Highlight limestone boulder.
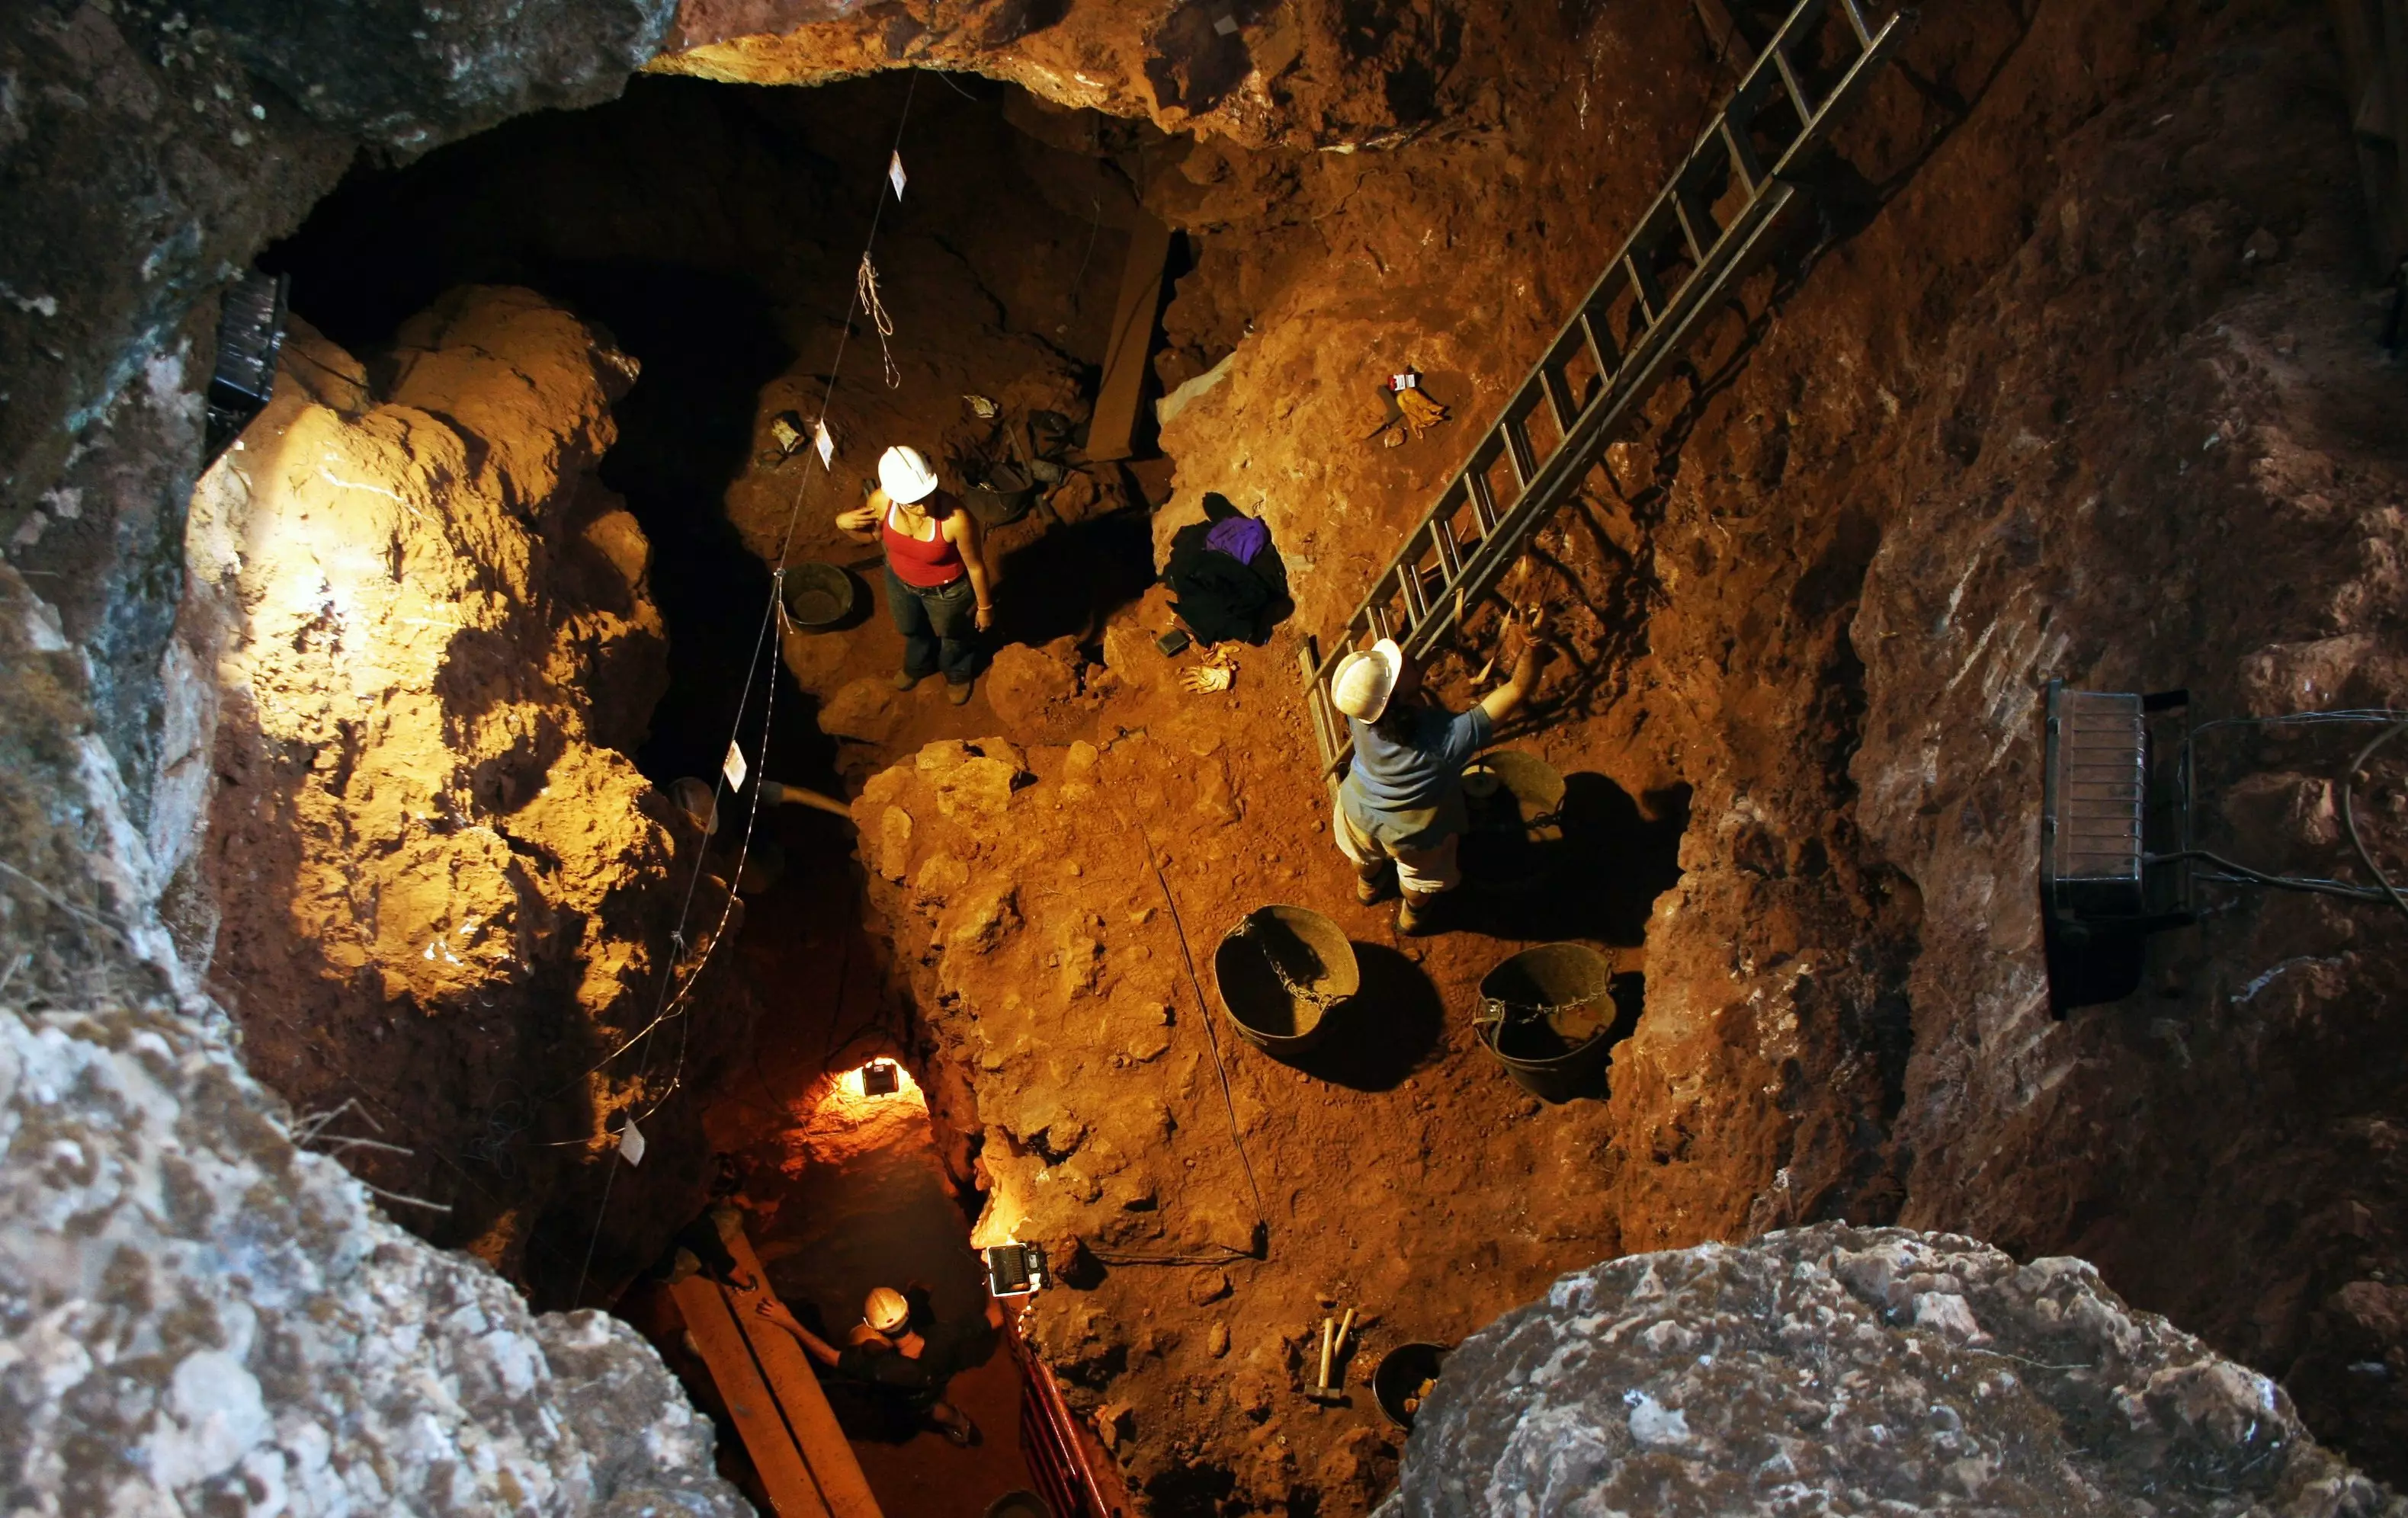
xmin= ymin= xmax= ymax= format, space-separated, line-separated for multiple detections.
xmin=1383 ymin=1225 xmax=2405 ymax=1518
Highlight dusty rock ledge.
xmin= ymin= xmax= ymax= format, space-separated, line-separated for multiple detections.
xmin=1381 ymin=1225 xmax=2406 ymax=1518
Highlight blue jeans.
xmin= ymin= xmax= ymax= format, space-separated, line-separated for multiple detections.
xmin=886 ymin=566 xmax=978 ymax=685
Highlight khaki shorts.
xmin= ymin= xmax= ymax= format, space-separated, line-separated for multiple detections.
xmin=1333 ymin=797 xmax=1462 ymax=895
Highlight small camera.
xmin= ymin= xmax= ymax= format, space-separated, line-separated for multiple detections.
xmin=983 ymin=1242 xmax=1048 ymax=1298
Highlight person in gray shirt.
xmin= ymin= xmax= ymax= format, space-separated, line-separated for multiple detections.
xmin=1328 ymin=613 xmax=1550 ymax=933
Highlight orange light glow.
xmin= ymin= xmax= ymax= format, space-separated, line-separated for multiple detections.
xmin=969 ymin=1180 xmax=1028 ymax=1251
xmin=813 ymin=1057 xmax=928 ymax=1125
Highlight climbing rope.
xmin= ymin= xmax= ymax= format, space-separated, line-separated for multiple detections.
xmin=569 ymin=75 xmax=923 ymax=1305
xmin=858 ymin=253 xmax=901 ymax=389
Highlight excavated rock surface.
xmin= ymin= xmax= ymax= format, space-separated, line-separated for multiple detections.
xmin=0 ymin=545 xmax=742 ymax=1510
xmin=0 ymin=992 xmax=746 ymax=1516
xmin=187 ymin=287 xmax=744 ymax=1294
xmin=654 ymin=0 xmax=1483 ymax=151
xmin=832 ymin=0 xmax=2408 ymax=1509
xmin=1855 ymin=21 xmax=2408 ymax=1478
xmin=1382 ymin=1225 xmax=2404 ymax=1518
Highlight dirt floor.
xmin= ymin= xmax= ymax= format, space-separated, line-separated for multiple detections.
xmin=188 ymin=1 xmax=2408 ymax=1511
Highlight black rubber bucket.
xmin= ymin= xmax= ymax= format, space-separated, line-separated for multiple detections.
xmin=781 ymin=561 xmax=858 ymax=629
xmin=1473 ymin=943 xmax=1630 ymax=1103
xmin=1213 ymin=905 xmax=1357 ymax=1058
xmin=1461 ymin=750 xmax=1566 ymax=891
xmin=1374 ymin=1342 xmax=1451 ymax=1431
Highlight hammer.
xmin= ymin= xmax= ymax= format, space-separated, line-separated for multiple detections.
xmin=1308 ymin=1307 xmax=1358 ymax=1404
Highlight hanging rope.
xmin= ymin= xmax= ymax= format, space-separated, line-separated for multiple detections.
xmin=858 ymin=253 xmax=901 ymax=389
xmin=569 ymin=75 xmax=922 ymax=1305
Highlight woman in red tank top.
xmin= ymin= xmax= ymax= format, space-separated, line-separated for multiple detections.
xmin=836 ymin=445 xmax=996 ymax=703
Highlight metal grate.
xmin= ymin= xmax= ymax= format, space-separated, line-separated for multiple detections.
xmin=204 ymin=271 xmax=288 ymax=464
xmin=1299 ymin=0 xmax=1909 ymax=776
xmin=2044 ymin=688 xmax=2148 ymax=919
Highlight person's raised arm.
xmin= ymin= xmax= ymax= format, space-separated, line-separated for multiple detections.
xmin=753 ymin=1299 xmax=843 ymax=1368
xmin=1477 ymin=610 xmax=1551 ymax=726
xmin=834 ymin=487 xmax=886 ymax=543
xmin=949 ymin=511 xmax=996 ymax=631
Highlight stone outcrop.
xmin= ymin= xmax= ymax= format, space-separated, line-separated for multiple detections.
xmin=186 ymin=287 xmax=745 ymax=1291
xmin=1 ymin=515 xmax=742 ymax=1512
xmin=1381 ymin=1225 xmax=2405 ymax=1517
xmin=0 ymin=990 xmax=746 ymax=1516
xmin=653 ymin=0 xmax=1483 ymax=151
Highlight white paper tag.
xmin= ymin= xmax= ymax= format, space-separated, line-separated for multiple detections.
xmin=887 ymin=151 xmax=908 ymax=200
xmin=618 ymin=1118 xmax=647 ymax=1167
xmin=813 ymin=418 xmax=835 ymax=468
xmin=723 ymin=740 xmax=748 ymax=791
xmin=1390 ymin=371 xmax=1419 ymax=391
xmin=1213 ymin=10 xmax=1239 ymax=34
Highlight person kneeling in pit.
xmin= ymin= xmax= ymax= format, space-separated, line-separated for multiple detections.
xmin=755 ymin=1284 xmax=1002 ymax=1446
xmin=1329 ymin=612 xmax=1550 ymax=934
xmin=835 ymin=444 xmax=996 ymax=706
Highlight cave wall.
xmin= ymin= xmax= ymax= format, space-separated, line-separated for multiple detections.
xmin=1855 ymin=22 xmax=2408 ymax=1472
xmin=798 ymin=0 xmax=2408 ymax=1508
xmin=185 ymin=285 xmax=756 ymax=1292
xmin=4 ymin=0 xmax=2406 ymax=1512
xmin=0 ymin=2 xmax=747 ymax=1510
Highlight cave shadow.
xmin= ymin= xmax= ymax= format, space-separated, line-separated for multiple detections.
xmin=527 ymin=258 xmax=831 ymax=790
xmin=1443 ymin=773 xmax=1691 ymax=946
xmin=1286 ymin=942 xmax=1448 ymax=1092
xmin=992 ymin=504 xmax=1159 ymax=651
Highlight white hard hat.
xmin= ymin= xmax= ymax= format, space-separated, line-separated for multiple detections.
xmin=1330 ymin=639 xmax=1405 ymax=722
xmin=877 ymin=445 xmax=940 ymax=504
xmin=864 ymin=1286 xmax=911 ymax=1333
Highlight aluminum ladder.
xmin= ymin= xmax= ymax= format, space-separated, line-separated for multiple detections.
xmin=1299 ymin=0 xmax=1910 ymax=776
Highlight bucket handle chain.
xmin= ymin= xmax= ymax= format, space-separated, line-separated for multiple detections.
xmin=1236 ymin=918 xmax=1349 ymax=1013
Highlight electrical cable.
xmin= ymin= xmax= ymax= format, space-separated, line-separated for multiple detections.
xmin=2340 ymin=714 xmax=2408 ymax=924
xmin=1105 ymin=778 xmax=1269 ymax=1262
xmin=2146 ymin=849 xmax=2394 ymax=905
xmin=2170 ymin=708 xmax=2408 ymax=924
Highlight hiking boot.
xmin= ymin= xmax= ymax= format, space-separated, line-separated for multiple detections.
xmin=891 ymin=669 xmax=925 ymax=691
xmin=1396 ymin=892 xmax=1437 ymax=936
xmin=1354 ymin=867 xmax=1393 ymax=906
xmin=946 ymin=678 xmax=975 ymax=706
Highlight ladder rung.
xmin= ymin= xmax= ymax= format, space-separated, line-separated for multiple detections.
xmin=1629 ymin=252 xmax=1668 ymax=325
xmin=1673 ymin=194 xmax=1711 ymax=263
xmin=1720 ymin=114 xmax=1762 ymax=194
xmin=1544 ymin=366 xmax=1576 ymax=434
xmin=1578 ymin=310 xmax=1618 ymax=386
xmin=1432 ymin=517 xmax=1464 ymax=578
xmin=1773 ymin=48 xmax=1814 ymax=122
xmin=1396 ymin=558 xmax=1428 ymax=625
xmin=1503 ymin=417 xmax=1537 ymax=488
xmin=1836 ymin=0 xmax=1874 ymax=50
xmin=1466 ymin=469 xmax=1499 ymax=533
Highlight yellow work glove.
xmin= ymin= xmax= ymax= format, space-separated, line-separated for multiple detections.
xmin=1396 ymin=386 xmax=1449 ymax=437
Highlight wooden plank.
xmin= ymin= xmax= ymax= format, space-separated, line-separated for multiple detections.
xmin=719 ymin=1229 xmax=885 ymax=1518
xmin=1086 ymin=210 xmax=1175 ymax=462
xmin=669 ymin=1273 xmax=833 ymax=1518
